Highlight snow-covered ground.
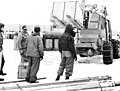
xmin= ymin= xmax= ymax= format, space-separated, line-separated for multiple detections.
xmin=2 ymin=39 xmax=120 ymax=83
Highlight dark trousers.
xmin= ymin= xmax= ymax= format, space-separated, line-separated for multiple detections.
xmin=26 ymin=57 xmax=40 ymax=82
xmin=57 ymin=56 xmax=74 ymax=77
xmin=0 ymin=54 xmax=5 ymax=73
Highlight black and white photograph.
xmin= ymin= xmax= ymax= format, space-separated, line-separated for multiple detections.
xmin=0 ymin=0 xmax=120 ymax=91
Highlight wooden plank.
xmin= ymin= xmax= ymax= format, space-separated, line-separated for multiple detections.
xmin=0 ymin=76 xmax=112 ymax=91
xmin=0 ymin=77 xmax=46 ymax=84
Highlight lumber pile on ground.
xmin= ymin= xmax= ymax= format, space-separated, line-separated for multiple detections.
xmin=0 ymin=75 xmax=120 ymax=91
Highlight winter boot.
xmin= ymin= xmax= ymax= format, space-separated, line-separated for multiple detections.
xmin=65 ymin=76 xmax=70 ymax=80
xmin=55 ymin=75 xmax=60 ymax=81
xmin=0 ymin=78 xmax=4 ymax=81
xmin=0 ymin=71 xmax=6 ymax=76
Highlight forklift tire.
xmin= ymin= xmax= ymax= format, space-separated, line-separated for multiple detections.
xmin=111 ymin=39 xmax=120 ymax=59
xmin=103 ymin=41 xmax=113 ymax=65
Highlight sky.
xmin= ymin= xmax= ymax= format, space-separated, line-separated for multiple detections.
xmin=0 ymin=0 xmax=119 ymax=32
xmin=0 ymin=0 xmax=52 ymax=25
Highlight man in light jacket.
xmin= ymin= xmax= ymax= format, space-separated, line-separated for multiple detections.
xmin=25 ymin=26 xmax=44 ymax=83
xmin=17 ymin=25 xmax=29 ymax=62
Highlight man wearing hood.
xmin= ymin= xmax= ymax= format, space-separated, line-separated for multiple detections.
xmin=56 ymin=24 xmax=77 ymax=81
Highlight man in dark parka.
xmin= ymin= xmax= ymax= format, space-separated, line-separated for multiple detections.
xmin=56 ymin=24 xmax=77 ymax=81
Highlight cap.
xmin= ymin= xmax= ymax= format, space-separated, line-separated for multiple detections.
xmin=22 ymin=25 xmax=27 ymax=30
xmin=0 ymin=23 xmax=4 ymax=29
xmin=34 ymin=26 xmax=41 ymax=33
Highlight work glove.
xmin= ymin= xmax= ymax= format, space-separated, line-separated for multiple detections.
xmin=19 ymin=49 xmax=25 ymax=55
xmin=74 ymin=55 xmax=77 ymax=61
xmin=40 ymin=56 xmax=43 ymax=60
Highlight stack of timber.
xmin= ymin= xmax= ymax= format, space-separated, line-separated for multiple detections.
xmin=1 ymin=75 xmax=120 ymax=91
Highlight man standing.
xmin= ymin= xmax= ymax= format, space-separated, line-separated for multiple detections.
xmin=56 ymin=24 xmax=77 ymax=81
xmin=25 ymin=26 xmax=44 ymax=83
xmin=0 ymin=23 xmax=6 ymax=81
xmin=17 ymin=25 xmax=29 ymax=62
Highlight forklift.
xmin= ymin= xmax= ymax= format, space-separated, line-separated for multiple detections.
xmin=50 ymin=1 xmax=120 ymax=64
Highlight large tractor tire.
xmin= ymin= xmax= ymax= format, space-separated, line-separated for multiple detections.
xmin=76 ymin=48 xmax=88 ymax=57
xmin=111 ymin=39 xmax=120 ymax=59
xmin=77 ymin=48 xmax=95 ymax=57
xmin=103 ymin=41 xmax=113 ymax=64
xmin=87 ymin=49 xmax=95 ymax=57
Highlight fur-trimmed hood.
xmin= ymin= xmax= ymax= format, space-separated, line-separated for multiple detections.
xmin=64 ymin=24 xmax=75 ymax=37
